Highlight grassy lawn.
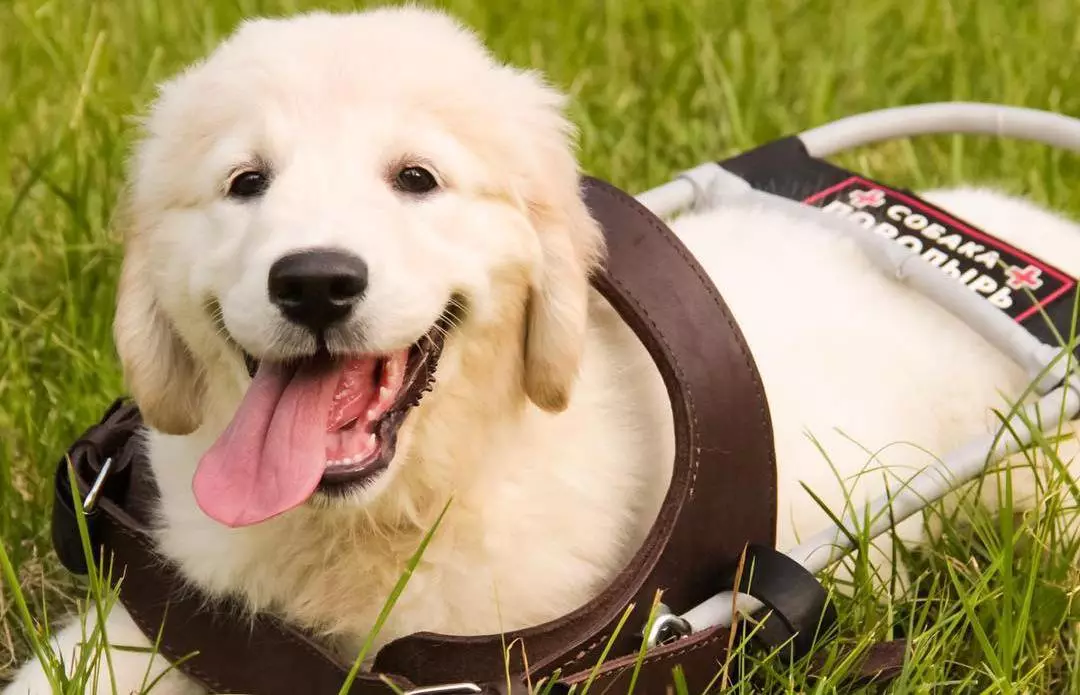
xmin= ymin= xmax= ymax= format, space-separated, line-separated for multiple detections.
xmin=1 ymin=0 xmax=1079 ymax=691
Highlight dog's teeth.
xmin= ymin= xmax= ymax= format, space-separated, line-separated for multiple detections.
xmin=367 ymin=433 xmax=377 ymax=447
xmin=379 ymin=386 xmax=391 ymax=401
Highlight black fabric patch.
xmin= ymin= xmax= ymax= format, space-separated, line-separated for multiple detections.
xmin=719 ymin=138 xmax=1079 ymax=357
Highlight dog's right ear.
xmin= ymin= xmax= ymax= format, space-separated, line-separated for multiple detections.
xmin=113 ymin=201 xmax=206 ymax=435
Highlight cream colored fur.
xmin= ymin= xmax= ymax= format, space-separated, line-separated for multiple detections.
xmin=7 ymin=7 xmax=1079 ymax=694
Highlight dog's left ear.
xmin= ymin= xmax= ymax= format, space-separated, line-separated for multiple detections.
xmin=113 ymin=197 xmax=207 ymax=435
xmin=516 ymin=87 xmax=605 ymax=413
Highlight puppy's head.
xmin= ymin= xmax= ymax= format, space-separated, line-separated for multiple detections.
xmin=114 ymin=8 xmax=603 ymax=527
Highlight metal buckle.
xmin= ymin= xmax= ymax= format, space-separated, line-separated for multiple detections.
xmin=643 ymin=603 xmax=693 ymax=648
xmin=82 ymin=456 xmax=113 ymax=513
xmin=403 ymin=685 xmax=482 ymax=695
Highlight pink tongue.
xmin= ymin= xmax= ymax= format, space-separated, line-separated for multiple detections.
xmin=193 ymin=361 xmax=344 ymax=527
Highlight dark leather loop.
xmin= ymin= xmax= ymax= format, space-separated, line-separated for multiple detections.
xmin=51 ymin=461 xmax=98 ymax=575
xmin=721 ymin=544 xmax=837 ymax=661
xmin=52 ymin=398 xmax=139 ymax=575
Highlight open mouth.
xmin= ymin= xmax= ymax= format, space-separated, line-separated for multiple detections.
xmin=192 ymin=308 xmax=456 ymax=528
xmin=315 ymin=326 xmax=444 ymax=489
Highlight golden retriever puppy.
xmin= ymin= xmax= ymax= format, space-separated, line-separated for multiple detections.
xmin=7 ymin=7 xmax=1078 ymax=694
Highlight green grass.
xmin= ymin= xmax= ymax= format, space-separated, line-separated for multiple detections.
xmin=1 ymin=0 xmax=1079 ymax=691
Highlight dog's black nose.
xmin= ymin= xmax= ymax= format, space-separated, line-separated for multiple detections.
xmin=268 ymin=250 xmax=368 ymax=332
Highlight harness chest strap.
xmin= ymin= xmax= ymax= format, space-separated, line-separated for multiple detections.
xmin=52 ymin=177 xmax=898 ymax=693
xmin=718 ymin=136 xmax=1079 ymax=360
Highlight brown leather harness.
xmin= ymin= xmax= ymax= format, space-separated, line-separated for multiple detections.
xmin=52 ymin=177 xmax=902 ymax=693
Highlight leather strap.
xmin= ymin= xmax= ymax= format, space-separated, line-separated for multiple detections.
xmin=49 ymin=176 xmax=883 ymax=693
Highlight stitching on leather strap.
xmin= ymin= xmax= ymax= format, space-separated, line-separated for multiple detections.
xmin=117 ymin=577 xmax=229 ymax=693
xmin=581 ymin=630 xmax=730 ymax=692
xmin=108 ymin=525 xmax=229 ymax=693
xmin=115 ymin=522 xmax=330 ymax=663
xmin=544 ymin=261 xmax=702 ymax=672
xmin=112 ymin=522 xmax=363 ymax=693
xmin=551 ymin=182 xmax=699 ymax=673
xmin=589 ymin=183 xmax=701 ymax=496
xmin=606 ymin=269 xmax=699 ymax=490
xmin=553 ymin=632 xmax=610 ymax=672
xmin=593 ymin=182 xmax=776 ymax=510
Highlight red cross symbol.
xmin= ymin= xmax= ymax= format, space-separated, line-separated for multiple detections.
xmin=848 ymin=188 xmax=886 ymax=209
xmin=1005 ymin=264 xmax=1044 ymax=291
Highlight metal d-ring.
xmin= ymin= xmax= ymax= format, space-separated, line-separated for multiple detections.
xmin=81 ymin=456 xmax=113 ymax=513
xmin=643 ymin=603 xmax=693 ymax=648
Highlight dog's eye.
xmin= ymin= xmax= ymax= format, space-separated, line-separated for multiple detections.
xmin=394 ymin=166 xmax=439 ymax=195
xmin=228 ymin=170 xmax=270 ymax=199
